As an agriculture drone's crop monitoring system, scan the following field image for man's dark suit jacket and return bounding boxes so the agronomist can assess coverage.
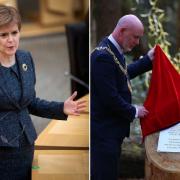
[91,37,152,140]
[0,50,67,147]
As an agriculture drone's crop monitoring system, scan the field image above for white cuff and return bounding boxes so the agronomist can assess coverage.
[134,105,138,118]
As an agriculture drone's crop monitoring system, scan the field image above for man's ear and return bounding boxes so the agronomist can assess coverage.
[119,27,127,35]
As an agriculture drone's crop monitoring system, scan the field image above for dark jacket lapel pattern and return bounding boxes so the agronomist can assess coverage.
[0,50,36,110]
[16,50,36,108]
[0,66,21,109]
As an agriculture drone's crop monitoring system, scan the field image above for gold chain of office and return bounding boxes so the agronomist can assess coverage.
[93,46,132,93]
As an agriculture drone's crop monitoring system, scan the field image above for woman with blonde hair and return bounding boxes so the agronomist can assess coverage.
[0,5,85,179]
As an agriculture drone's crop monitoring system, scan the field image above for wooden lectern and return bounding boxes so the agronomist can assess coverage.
[35,94,89,150]
[32,95,89,179]
[32,150,89,180]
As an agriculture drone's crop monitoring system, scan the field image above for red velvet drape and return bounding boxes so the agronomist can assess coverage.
[140,45,180,140]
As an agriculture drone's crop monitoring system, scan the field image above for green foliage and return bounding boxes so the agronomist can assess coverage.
[141,0,180,71]
[126,55,148,105]
[130,0,179,105]
[147,0,170,52]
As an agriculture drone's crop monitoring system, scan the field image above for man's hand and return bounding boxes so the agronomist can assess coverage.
[136,105,148,118]
[147,47,155,61]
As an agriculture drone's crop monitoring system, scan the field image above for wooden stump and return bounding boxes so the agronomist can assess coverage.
[145,132,180,179]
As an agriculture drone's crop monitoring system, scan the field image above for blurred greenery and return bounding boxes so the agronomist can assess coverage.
[91,0,179,55]
[131,0,180,103]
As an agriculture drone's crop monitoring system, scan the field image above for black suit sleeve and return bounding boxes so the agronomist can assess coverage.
[91,53,136,121]
[127,55,152,79]
[28,98,67,120]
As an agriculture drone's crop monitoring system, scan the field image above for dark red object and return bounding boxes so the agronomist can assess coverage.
[140,45,180,140]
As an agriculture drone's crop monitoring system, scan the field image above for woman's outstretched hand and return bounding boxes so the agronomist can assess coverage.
[63,91,87,116]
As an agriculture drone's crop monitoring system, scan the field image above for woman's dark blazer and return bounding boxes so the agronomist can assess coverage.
[0,50,67,147]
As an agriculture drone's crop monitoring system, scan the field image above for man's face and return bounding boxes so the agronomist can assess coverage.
[121,27,144,52]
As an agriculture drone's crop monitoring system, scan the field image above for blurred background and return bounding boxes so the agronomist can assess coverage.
[91,0,179,179]
[0,0,89,134]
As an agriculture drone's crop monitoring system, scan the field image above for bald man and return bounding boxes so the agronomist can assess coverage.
[91,14,154,180]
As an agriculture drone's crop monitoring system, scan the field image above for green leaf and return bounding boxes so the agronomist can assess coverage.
[150,0,158,6]
[32,166,40,170]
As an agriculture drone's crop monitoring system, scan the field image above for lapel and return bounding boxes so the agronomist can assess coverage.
[15,50,33,107]
[0,50,33,109]
[103,37,126,67]
[0,59,21,110]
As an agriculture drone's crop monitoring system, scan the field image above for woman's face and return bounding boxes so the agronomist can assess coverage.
[0,23,20,58]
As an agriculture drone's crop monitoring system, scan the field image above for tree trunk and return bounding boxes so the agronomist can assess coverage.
[92,0,124,44]
[145,132,180,180]
[96,0,122,43]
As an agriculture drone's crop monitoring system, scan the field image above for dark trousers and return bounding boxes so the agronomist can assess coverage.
[91,135,124,180]
[0,134,34,180]
[0,145,34,180]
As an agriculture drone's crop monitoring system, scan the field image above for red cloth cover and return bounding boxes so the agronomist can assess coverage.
[140,45,180,140]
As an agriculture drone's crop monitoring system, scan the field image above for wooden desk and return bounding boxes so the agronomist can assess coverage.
[145,132,180,179]
[39,0,75,26]
[35,95,89,150]
[39,0,89,26]
[32,150,89,180]
[0,0,17,7]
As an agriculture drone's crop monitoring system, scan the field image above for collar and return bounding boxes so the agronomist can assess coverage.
[108,34,123,54]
